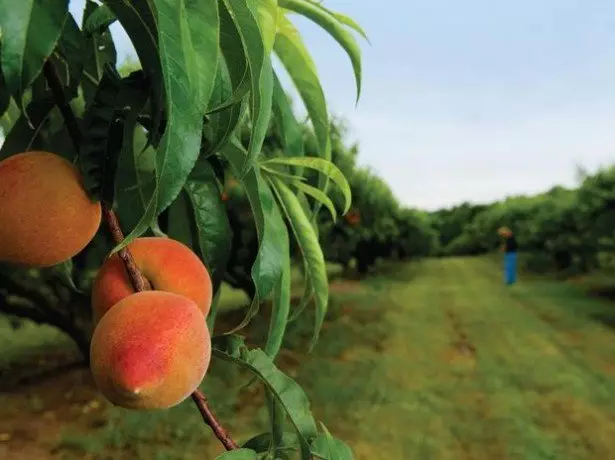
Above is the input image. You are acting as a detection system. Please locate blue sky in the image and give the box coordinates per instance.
[69,0,615,210]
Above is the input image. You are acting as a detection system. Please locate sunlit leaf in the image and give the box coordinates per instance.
[263,156,351,214]
[270,176,328,349]
[279,0,363,100]
[273,13,330,206]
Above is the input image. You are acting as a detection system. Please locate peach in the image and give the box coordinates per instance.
[91,237,212,323]
[0,151,102,267]
[89,291,211,409]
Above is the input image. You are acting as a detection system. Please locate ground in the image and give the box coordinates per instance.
[1,256,615,459]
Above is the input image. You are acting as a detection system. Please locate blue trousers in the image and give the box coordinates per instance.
[504,252,517,285]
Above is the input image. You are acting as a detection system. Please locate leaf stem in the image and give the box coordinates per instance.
[43,58,237,451]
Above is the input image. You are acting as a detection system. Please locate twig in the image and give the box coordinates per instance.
[192,390,240,450]
[101,206,151,291]
[43,58,237,451]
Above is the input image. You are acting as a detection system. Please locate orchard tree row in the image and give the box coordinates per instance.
[431,165,615,276]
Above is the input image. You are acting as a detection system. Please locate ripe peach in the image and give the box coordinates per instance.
[89,291,211,409]
[91,237,212,323]
[0,151,101,267]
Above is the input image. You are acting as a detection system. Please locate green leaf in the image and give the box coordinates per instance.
[0,68,9,118]
[329,11,369,43]
[255,0,279,54]
[113,107,155,233]
[288,262,313,322]
[186,0,220,112]
[54,13,86,100]
[272,71,304,160]
[0,100,55,161]
[204,60,246,155]
[222,0,274,174]
[102,0,165,149]
[79,64,123,202]
[119,0,204,252]
[279,0,363,101]
[212,335,319,459]
[185,156,232,290]
[266,389,288,458]
[263,156,351,214]
[291,180,337,222]
[311,423,354,460]
[0,0,69,102]
[112,70,152,205]
[264,257,291,359]
[206,287,222,332]
[48,259,82,293]
[215,448,258,459]
[273,14,330,205]
[83,4,117,33]
[206,2,250,114]
[82,0,117,104]
[270,177,328,349]
[221,139,288,332]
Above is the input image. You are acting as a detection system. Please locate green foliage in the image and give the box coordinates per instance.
[432,170,615,277]
[0,0,367,456]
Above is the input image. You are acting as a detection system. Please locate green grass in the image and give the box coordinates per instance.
[2,257,615,459]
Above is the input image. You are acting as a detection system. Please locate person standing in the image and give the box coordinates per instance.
[498,226,517,285]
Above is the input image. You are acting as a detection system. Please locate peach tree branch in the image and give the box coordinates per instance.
[43,58,238,452]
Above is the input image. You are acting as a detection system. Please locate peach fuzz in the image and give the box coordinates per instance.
[91,237,212,323]
[0,151,101,267]
[89,291,211,409]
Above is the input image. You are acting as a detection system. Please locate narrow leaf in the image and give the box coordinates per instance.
[221,139,288,331]
[212,335,319,459]
[83,4,117,33]
[186,0,220,112]
[185,156,232,291]
[279,0,363,100]
[264,257,291,358]
[311,423,354,460]
[0,0,69,102]
[291,179,337,222]
[215,449,258,460]
[272,71,304,159]
[79,64,123,202]
[222,0,274,174]
[273,14,330,204]
[103,0,164,148]
[264,156,351,214]
[0,100,54,161]
[119,0,204,251]
[82,0,117,104]
[270,177,328,349]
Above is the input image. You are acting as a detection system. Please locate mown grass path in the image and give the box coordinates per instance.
[293,257,615,459]
[2,257,615,459]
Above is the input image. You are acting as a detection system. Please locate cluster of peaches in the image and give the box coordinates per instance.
[0,151,213,410]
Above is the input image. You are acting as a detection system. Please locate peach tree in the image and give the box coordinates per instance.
[0,0,367,457]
